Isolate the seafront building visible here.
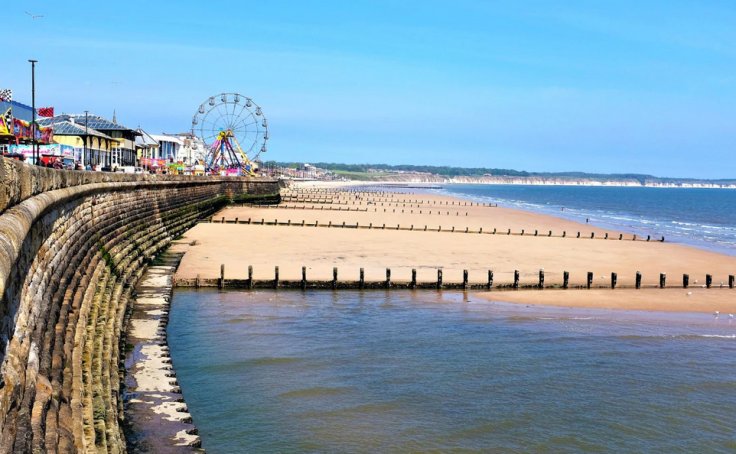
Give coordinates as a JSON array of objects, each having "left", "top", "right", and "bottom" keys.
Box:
[
  {"left": 39, "top": 114, "right": 139, "bottom": 168},
  {"left": 166, "top": 132, "right": 207, "bottom": 165},
  {"left": 2, "top": 91, "right": 207, "bottom": 173}
]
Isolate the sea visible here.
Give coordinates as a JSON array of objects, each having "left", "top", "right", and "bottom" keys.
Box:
[
  {"left": 440, "top": 184, "right": 736, "bottom": 256},
  {"left": 167, "top": 185, "right": 736, "bottom": 452}
]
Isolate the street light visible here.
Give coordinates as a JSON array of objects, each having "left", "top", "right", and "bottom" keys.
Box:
[
  {"left": 28, "top": 59, "right": 37, "bottom": 165},
  {"left": 83, "top": 110, "right": 88, "bottom": 168}
]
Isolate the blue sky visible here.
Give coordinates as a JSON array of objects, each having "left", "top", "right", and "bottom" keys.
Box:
[{"left": 5, "top": 1, "right": 736, "bottom": 178}]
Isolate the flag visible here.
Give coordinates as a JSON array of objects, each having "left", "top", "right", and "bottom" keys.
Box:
[
  {"left": 0, "top": 89, "right": 11, "bottom": 102},
  {"left": 38, "top": 106, "right": 54, "bottom": 117}
]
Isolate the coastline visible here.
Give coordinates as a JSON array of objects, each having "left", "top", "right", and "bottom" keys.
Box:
[
  {"left": 294, "top": 176, "right": 736, "bottom": 188},
  {"left": 173, "top": 181, "right": 736, "bottom": 313}
]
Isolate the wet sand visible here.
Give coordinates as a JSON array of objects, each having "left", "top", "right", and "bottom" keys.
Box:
[{"left": 175, "top": 183, "right": 736, "bottom": 313}]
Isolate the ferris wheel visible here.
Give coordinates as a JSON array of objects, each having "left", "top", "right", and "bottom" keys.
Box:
[{"left": 191, "top": 92, "right": 269, "bottom": 173}]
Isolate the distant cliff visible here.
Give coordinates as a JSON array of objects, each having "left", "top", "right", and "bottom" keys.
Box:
[
  {"left": 354, "top": 172, "right": 736, "bottom": 188},
  {"left": 271, "top": 162, "right": 736, "bottom": 188}
]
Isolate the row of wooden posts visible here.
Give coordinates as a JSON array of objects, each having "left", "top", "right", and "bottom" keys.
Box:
[
  {"left": 186, "top": 265, "right": 736, "bottom": 291},
  {"left": 207, "top": 217, "right": 665, "bottom": 242},
  {"left": 281, "top": 196, "right": 494, "bottom": 207}
]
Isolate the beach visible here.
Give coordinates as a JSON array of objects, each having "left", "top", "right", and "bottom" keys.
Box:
[{"left": 174, "top": 182, "right": 736, "bottom": 313}]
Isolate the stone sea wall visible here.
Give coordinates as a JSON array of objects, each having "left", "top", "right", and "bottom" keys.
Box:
[{"left": 0, "top": 157, "right": 280, "bottom": 453}]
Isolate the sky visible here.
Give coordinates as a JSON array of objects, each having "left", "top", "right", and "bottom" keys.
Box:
[{"left": 4, "top": 0, "right": 736, "bottom": 178}]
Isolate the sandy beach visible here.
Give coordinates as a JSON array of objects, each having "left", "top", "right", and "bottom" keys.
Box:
[{"left": 174, "top": 182, "right": 736, "bottom": 313}]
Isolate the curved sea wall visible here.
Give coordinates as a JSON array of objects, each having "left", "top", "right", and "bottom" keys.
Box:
[{"left": 0, "top": 157, "right": 280, "bottom": 452}]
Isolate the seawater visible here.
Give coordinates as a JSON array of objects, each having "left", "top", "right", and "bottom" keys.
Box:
[
  {"left": 439, "top": 184, "right": 736, "bottom": 255},
  {"left": 168, "top": 290, "right": 736, "bottom": 452}
]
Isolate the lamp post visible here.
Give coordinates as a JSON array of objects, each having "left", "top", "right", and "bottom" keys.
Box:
[
  {"left": 83, "top": 110, "right": 88, "bottom": 168},
  {"left": 28, "top": 59, "right": 38, "bottom": 165}
]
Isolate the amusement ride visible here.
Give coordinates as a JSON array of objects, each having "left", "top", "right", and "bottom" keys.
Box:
[{"left": 191, "top": 92, "right": 269, "bottom": 176}]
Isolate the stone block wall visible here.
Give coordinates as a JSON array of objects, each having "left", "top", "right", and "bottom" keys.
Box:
[{"left": 0, "top": 158, "right": 280, "bottom": 452}]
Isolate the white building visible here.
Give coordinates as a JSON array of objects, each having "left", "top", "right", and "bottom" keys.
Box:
[
  {"left": 163, "top": 132, "right": 207, "bottom": 165},
  {"left": 149, "top": 134, "right": 183, "bottom": 162}
]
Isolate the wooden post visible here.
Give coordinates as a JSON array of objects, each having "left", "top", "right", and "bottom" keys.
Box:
[
  {"left": 219, "top": 264, "right": 225, "bottom": 289},
  {"left": 437, "top": 269, "right": 443, "bottom": 290},
  {"left": 385, "top": 268, "right": 391, "bottom": 288},
  {"left": 729, "top": 275, "right": 734, "bottom": 289},
  {"left": 463, "top": 270, "right": 469, "bottom": 289},
  {"left": 538, "top": 269, "right": 544, "bottom": 289},
  {"left": 659, "top": 273, "right": 666, "bottom": 289},
  {"left": 548, "top": 230, "right": 552, "bottom": 237},
  {"left": 577, "top": 232, "right": 581, "bottom": 238},
  {"left": 487, "top": 270, "right": 493, "bottom": 290},
  {"left": 274, "top": 266, "right": 280, "bottom": 289},
  {"left": 683, "top": 274, "right": 689, "bottom": 289},
  {"left": 513, "top": 270, "right": 520, "bottom": 289},
  {"left": 521, "top": 229, "right": 524, "bottom": 235},
  {"left": 706, "top": 274, "right": 712, "bottom": 289},
  {"left": 563, "top": 271, "right": 569, "bottom": 289},
  {"left": 333, "top": 267, "right": 338, "bottom": 289},
  {"left": 611, "top": 272, "right": 617, "bottom": 289},
  {"left": 411, "top": 269, "right": 417, "bottom": 289},
  {"left": 587, "top": 272, "right": 593, "bottom": 289},
  {"left": 534, "top": 230, "right": 538, "bottom": 236},
  {"left": 359, "top": 268, "right": 365, "bottom": 289},
  {"left": 248, "top": 265, "right": 253, "bottom": 289},
  {"left": 562, "top": 231, "right": 566, "bottom": 238},
  {"left": 591, "top": 232, "right": 595, "bottom": 239},
  {"left": 619, "top": 234, "right": 623, "bottom": 240},
  {"left": 635, "top": 271, "right": 641, "bottom": 289},
  {"left": 302, "top": 266, "right": 307, "bottom": 290}
]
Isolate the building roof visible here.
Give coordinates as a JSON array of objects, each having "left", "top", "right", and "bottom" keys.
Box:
[
  {"left": 49, "top": 120, "right": 113, "bottom": 140},
  {"left": 38, "top": 113, "right": 136, "bottom": 133},
  {"left": 135, "top": 128, "right": 159, "bottom": 147},
  {"left": 149, "top": 134, "right": 184, "bottom": 145}
]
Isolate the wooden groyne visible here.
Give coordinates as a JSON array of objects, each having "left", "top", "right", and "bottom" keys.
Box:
[
  {"left": 200, "top": 217, "right": 666, "bottom": 242},
  {"left": 175, "top": 265, "right": 735, "bottom": 291}
]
